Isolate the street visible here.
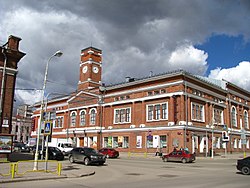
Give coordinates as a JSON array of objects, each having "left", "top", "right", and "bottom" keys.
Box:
[{"left": 1, "top": 155, "right": 249, "bottom": 188}]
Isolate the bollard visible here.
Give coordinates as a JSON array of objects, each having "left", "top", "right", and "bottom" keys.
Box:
[
  {"left": 144, "top": 152, "right": 147, "bottom": 158},
  {"left": 57, "top": 162, "right": 62, "bottom": 176},
  {"left": 11, "top": 163, "right": 16, "bottom": 179},
  {"left": 128, "top": 152, "right": 131, "bottom": 158}
]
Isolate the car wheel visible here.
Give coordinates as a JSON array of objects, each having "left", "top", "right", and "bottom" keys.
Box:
[
  {"left": 182, "top": 158, "right": 187, "bottom": 163},
  {"left": 69, "top": 155, "right": 75, "bottom": 163},
  {"left": 84, "top": 157, "right": 90, "bottom": 166},
  {"left": 241, "top": 166, "right": 250, "bottom": 175},
  {"left": 163, "top": 157, "right": 168, "bottom": 162}
]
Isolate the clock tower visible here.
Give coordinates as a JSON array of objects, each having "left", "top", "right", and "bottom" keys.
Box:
[{"left": 78, "top": 47, "right": 102, "bottom": 91}]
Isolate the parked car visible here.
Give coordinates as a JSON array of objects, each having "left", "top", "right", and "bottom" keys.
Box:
[
  {"left": 69, "top": 147, "right": 106, "bottom": 165},
  {"left": 98, "top": 148, "right": 119, "bottom": 158},
  {"left": 162, "top": 150, "right": 196, "bottom": 163},
  {"left": 13, "top": 142, "right": 30, "bottom": 152},
  {"left": 236, "top": 156, "right": 250, "bottom": 175},
  {"left": 32, "top": 145, "right": 64, "bottom": 161}
]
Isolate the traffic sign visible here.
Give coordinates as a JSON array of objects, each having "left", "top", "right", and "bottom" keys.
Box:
[{"left": 44, "top": 121, "right": 52, "bottom": 135}]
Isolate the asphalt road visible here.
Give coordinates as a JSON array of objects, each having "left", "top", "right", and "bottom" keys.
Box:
[{"left": 2, "top": 156, "right": 249, "bottom": 188}]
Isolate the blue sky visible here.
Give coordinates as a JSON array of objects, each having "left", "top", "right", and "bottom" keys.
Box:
[
  {"left": 197, "top": 35, "right": 250, "bottom": 74},
  {"left": 0, "top": 0, "right": 250, "bottom": 105}
]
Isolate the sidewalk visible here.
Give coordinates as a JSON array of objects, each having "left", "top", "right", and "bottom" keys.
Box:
[{"left": 0, "top": 160, "right": 95, "bottom": 184}]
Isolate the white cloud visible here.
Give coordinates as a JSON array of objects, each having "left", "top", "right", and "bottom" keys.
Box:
[
  {"left": 15, "top": 90, "right": 42, "bottom": 105},
  {"left": 208, "top": 61, "right": 250, "bottom": 91},
  {"left": 169, "top": 45, "right": 208, "bottom": 75}
]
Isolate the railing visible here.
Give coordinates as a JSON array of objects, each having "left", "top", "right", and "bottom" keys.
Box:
[{"left": 0, "top": 160, "right": 62, "bottom": 179}]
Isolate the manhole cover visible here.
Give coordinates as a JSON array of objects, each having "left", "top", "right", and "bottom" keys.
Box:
[
  {"left": 158, "top": 174, "right": 178, "bottom": 178},
  {"left": 125, "top": 173, "right": 143, "bottom": 176}
]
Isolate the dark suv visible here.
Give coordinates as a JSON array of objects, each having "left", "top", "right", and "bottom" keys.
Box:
[
  {"left": 32, "top": 145, "right": 64, "bottom": 161},
  {"left": 69, "top": 147, "right": 106, "bottom": 166},
  {"left": 236, "top": 156, "right": 250, "bottom": 175}
]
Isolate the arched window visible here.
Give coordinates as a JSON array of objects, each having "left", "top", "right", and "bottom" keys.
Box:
[
  {"left": 70, "top": 111, "right": 76, "bottom": 127},
  {"left": 243, "top": 110, "right": 249, "bottom": 129},
  {"left": 89, "top": 108, "right": 97, "bottom": 125},
  {"left": 231, "top": 106, "right": 237, "bottom": 127},
  {"left": 80, "top": 110, "right": 86, "bottom": 126}
]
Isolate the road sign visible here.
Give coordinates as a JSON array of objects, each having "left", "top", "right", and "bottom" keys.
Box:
[{"left": 44, "top": 121, "right": 52, "bottom": 135}]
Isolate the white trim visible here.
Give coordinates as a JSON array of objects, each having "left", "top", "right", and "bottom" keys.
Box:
[
  {"left": 70, "top": 111, "right": 77, "bottom": 116},
  {"left": 89, "top": 108, "right": 97, "bottom": 114},
  {"left": 79, "top": 109, "right": 87, "bottom": 115},
  {"left": 106, "top": 80, "right": 183, "bottom": 98}
]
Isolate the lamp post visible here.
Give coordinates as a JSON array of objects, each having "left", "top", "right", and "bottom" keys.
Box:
[{"left": 33, "top": 50, "right": 63, "bottom": 171}]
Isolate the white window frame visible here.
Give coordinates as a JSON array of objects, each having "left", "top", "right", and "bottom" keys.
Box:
[
  {"left": 55, "top": 116, "right": 64, "bottom": 128},
  {"left": 243, "top": 110, "right": 249, "bottom": 129},
  {"left": 79, "top": 109, "right": 87, "bottom": 126},
  {"left": 231, "top": 106, "right": 237, "bottom": 127},
  {"left": 146, "top": 103, "right": 168, "bottom": 122},
  {"left": 114, "top": 107, "right": 131, "bottom": 124},
  {"left": 191, "top": 102, "right": 205, "bottom": 122},
  {"left": 213, "top": 108, "right": 224, "bottom": 125},
  {"left": 89, "top": 108, "right": 97, "bottom": 125},
  {"left": 70, "top": 111, "right": 77, "bottom": 127}
]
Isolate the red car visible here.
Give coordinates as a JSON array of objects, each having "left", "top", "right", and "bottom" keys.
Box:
[
  {"left": 162, "top": 150, "right": 195, "bottom": 163},
  {"left": 98, "top": 148, "right": 119, "bottom": 158}
]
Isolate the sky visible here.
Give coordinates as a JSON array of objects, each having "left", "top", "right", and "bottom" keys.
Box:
[{"left": 0, "top": 0, "right": 250, "bottom": 109}]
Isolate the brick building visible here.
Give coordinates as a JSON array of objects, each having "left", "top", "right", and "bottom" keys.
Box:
[
  {"left": 32, "top": 46, "right": 250, "bottom": 155},
  {"left": 0, "top": 35, "right": 25, "bottom": 134},
  {"left": 11, "top": 104, "right": 33, "bottom": 144}
]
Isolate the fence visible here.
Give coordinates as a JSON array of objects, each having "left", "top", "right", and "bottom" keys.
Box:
[{"left": 0, "top": 160, "right": 62, "bottom": 179}]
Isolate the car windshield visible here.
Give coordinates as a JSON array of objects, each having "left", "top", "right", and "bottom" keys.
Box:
[
  {"left": 84, "top": 148, "right": 98, "bottom": 154},
  {"left": 50, "top": 147, "right": 61, "bottom": 152},
  {"left": 64, "top": 143, "right": 72, "bottom": 148}
]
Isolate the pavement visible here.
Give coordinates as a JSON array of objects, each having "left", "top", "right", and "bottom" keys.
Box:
[{"left": 0, "top": 151, "right": 249, "bottom": 184}]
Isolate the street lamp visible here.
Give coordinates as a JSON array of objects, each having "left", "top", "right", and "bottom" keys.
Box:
[{"left": 33, "top": 50, "right": 63, "bottom": 171}]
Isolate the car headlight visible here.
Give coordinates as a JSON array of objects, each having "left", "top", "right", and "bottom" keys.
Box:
[{"left": 91, "top": 155, "right": 98, "bottom": 159}]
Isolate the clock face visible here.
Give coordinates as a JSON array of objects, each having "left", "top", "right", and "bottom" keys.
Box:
[
  {"left": 92, "top": 66, "right": 99, "bottom": 73},
  {"left": 82, "top": 66, "right": 88, "bottom": 74}
]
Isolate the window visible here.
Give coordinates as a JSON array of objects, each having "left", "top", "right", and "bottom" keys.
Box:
[
  {"left": 70, "top": 111, "right": 76, "bottom": 127},
  {"left": 231, "top": 106, "right": 237, "bottom": 127},
  {"left": 243, "top": 110, "right": 249, "bottom": 129},
  {"left": 160, "top": 135, "right": 167, "bottom": 148},
  {"left": 146, "top": 103, "right": 168, "bottom": 121},
  {"left": 90, "top": 108, "right": 96, "bottom": 125},
  {"left": 191, "top": 103, "right": 204, "bottom": 121},
  {"left": 80, "top": 110, "right": 86, "bottom": 126},
  {"left": 155, "top": 104, "right": 161, "bottom": 120},
  {"left": 162, "top": 104, "right": 167, "bottom": 119},
  {"left": 146, "top": 136, "right": 153, "bottom": 148},
  {"left": 213, "top": 108, "right": 223, "bottom": 124},
  {"left": 148, "top": 106, "right": 154, "bottom": 121},
  {"left": 114, "top": 107, "right": 131, "bottom": 124},
  {"left": 148, "top": 91, "right": 153, "bottom": 96},
  {"left": 123, "top": 136, "right": 129, "bottom": 148},
  {"left": 55, "top": 117, "right": 63, "bottom": 128},
  {"left": 113, "top": 137, "right": 118, "bottom": 148}
]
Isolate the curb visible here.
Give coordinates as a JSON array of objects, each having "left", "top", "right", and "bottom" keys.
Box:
[{"left": 0, "top": 171, "right": 95, "bottom": 184}]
